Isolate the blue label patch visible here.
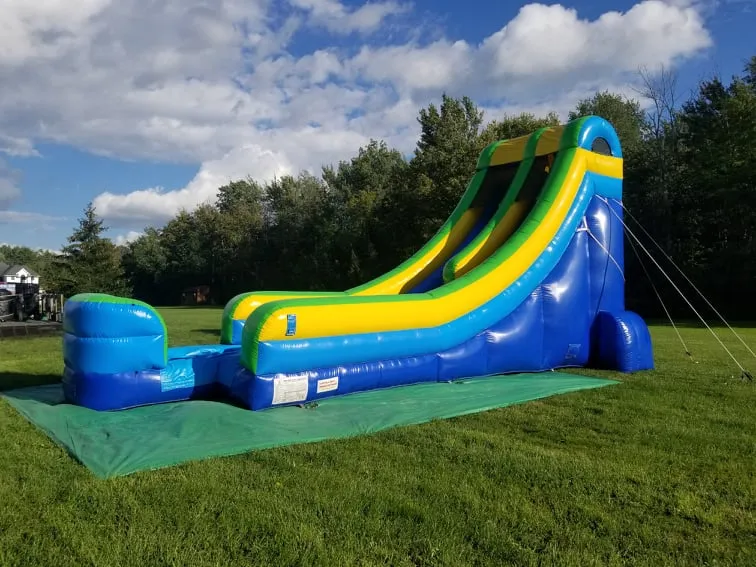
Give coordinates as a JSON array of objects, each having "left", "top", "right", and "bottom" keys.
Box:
[
  {"left": 160, "top": 359, "right": 195, "bottom": 392},
  {"left": 286, "top": 314, "right": 297, "bottom": 336},
  {"left": 565, "top": 343, "right": 581, "bottom": 360}
]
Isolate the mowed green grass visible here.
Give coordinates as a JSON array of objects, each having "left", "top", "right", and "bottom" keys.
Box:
[{"left": 0, "top": 307, "right": 754, "bottom": 567}]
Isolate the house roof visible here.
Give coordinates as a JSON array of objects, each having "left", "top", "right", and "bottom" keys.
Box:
[{"left": 0, "top": 262, "right": 39, "bottom": 277}]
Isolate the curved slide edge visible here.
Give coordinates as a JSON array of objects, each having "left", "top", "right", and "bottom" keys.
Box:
[
  {"left": 220, "top": 131, "right": 536, "bottom": 344},
  {"left": 221, "top": 290, "right": 339, "bottom": 344}
]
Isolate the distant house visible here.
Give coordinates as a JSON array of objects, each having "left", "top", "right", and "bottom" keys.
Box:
[{"left": 0, "top": 263, "right": 40, "bottom": 293}]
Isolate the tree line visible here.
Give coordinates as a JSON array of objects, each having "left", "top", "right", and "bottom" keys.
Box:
[{"left": 4, "top": 56, "right": 755, "bottom": 319}]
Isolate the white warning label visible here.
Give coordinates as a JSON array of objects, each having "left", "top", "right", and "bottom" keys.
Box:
[
  {"left": 272, "top": 375, "right": 309, "bottom": 405},
  {"left": 316, "top": 377, "right": 339, "bottom": 394}
]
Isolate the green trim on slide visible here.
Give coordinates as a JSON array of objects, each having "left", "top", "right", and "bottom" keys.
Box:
[
  {"left": 476, "top": 140, "right": 504, "bottom": 170},
  {"left": 450, "top": 148, "right": 577, "bottom": 284},
  {"left": 67, "top": 292, "right": 152, "bottom": 306},
  {"left": 441, "top": 126, "right": 551, "bottom": 283},
  {"left": 558, "top": 116, "right": 590, "bottom": 151},
  {"left": 66, "top": 293, "right": 169, "bottom": 362},
  {"left": 241, "top": 119, "right": 587, "bottom": 370},
  {"left": 346, "top": 168, "right": 489, "bottom": 294},
  {"left": 223, "top": 134, "right": 523, "bottom": 342},
  {"left": 221, "top": 294, "right": 246, "bottom": 343}
]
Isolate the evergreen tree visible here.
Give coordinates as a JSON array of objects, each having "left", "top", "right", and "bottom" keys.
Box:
[{"left": 53, "top": 202, "right": 131, "bottom": 297}]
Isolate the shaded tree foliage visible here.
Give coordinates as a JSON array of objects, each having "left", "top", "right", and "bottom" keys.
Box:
[
  {"left": 481, "top": 111, "right": 562, "bottom": 145},
  {"left": 17, "top": 55, "right": 756, "bottom": 320}
]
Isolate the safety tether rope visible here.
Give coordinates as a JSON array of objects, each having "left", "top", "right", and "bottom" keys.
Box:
[
  {"left": 625, "top": 225, "right": 693, "bottom": 360},
  {"left": 577, "top": 218, "right": 626, "bottom": 280},
  {"left": 599, "top": 197, "right": 752, "bottom": 381},
  {"left": 617, "top": 199, "right": 756, "bottom": 362}
]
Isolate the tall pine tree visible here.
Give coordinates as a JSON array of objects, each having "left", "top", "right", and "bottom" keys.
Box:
[{"left": 53, "top": 202, "right": 131, "bottom": 297}]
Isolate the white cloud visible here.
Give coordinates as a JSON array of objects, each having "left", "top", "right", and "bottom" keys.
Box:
[
  {"left": 288, "top": 0, "right": 410, "bottom": 34},
  {"left": 0, "top": 159, "right": 22, "bottom": 208},
  {"left": 0, "top": 135, "right": 40, "bottom": 157},
  {"left": 0, "top": 0, "right": 714, "bottom": 227},
  {"left": 0, "top": 0, "right": 279, "bottom": 162},
  {"left": 348, "top": 40, "right": 472, "bottom": 94},
  {"left": 481, "top": 81, "right": 651, "bottom": 124},
  {"left": 481, "top": 2, "right": 711, "bottom": 79},
  {"left": 0, "top": 211, "right": 65, "bottom": 224},
  {"left": 348, "top": 1, "right": 712, "bottom": 101},
  {"left": 0, "top": 0, "right": 109, "bottom": 65},
  {"left": 95, "top": 143, "right": 293, "bottom": 226},
  {"left": 113, "top": 230, "right": 144, "bottom": 246},
  {"left": 94, "top": 126, "right": 372, "bottom": 227}
]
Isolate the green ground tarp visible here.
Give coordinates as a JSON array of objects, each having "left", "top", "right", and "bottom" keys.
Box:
[{"left": 1, "top": 372, "right": 618, "bottom": 479}]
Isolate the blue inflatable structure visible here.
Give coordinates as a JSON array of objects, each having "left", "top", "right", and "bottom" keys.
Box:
[{"left": 61, "top": 117, "right": 654, "bottom": 412}]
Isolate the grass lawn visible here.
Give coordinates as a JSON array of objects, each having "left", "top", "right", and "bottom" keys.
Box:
[{"left": 1, "top": 306, "right": 755, "bottom": 566}]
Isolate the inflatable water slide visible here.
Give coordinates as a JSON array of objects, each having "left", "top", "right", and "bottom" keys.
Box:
[{"left": 61, "top": 116, "right": 654, "bottom": 411}]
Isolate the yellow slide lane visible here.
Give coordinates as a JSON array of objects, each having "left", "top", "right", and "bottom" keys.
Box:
[
  {"left": 225, "top": 132, "right": 537, "bottom": 327},
  {"left": 256, "top": 149, "right": 622, "bottom": 341},
  {"left": 448, "top": 153, "right": 556, "bottom": 280},
  {"left": 444, "top": 129, "right": 563, "bottom": 281},
  {"left": 352, "top": 199, "right": 483, "bottom": 296}
]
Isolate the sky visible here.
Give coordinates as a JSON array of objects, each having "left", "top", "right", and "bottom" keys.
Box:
[{"left": 0, "top": 0, "right": 753, "bottom": 251}]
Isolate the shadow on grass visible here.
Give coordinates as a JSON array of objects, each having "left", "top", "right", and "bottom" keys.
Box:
[
  {"left": 0, "top": 324, "right": 63, "bottom": 340},
  {"left": 192, "top": 329, "right": 221, "bottom": 337},
  {"left": 0, "top": 371, "right": 253, "bottom": 410},
  {"left": 644, "top": 319, "right": 756, "bottom": 329},
  {"left": 0, "top": 371, "right": 61, "bottom": 392}
]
